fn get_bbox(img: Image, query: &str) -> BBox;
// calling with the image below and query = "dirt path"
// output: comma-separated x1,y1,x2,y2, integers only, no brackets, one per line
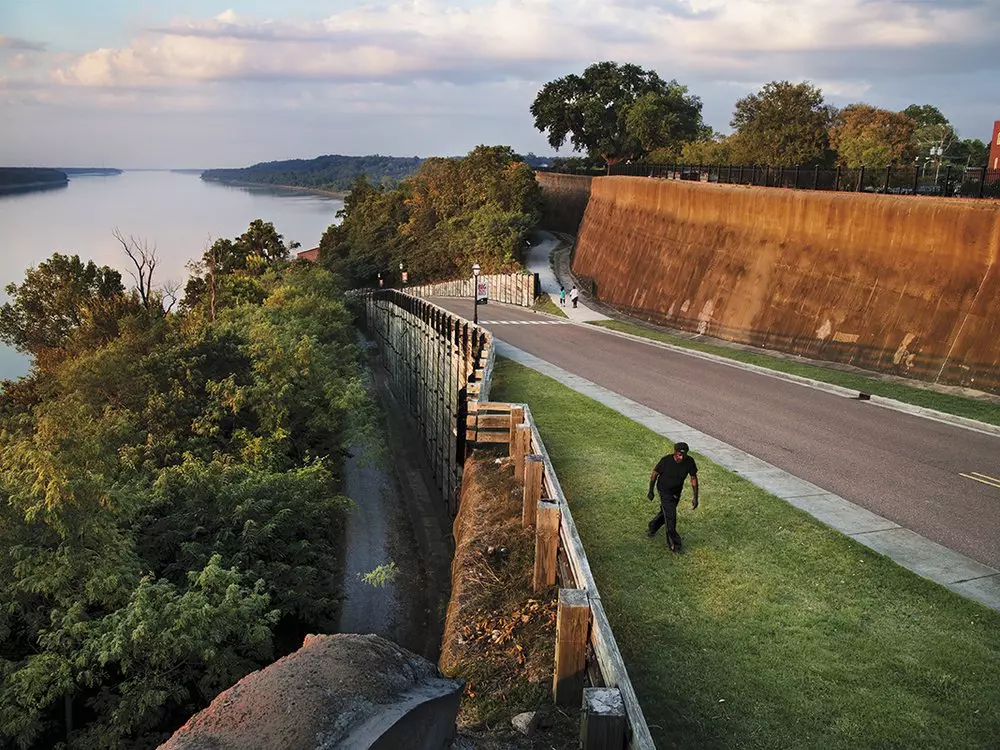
337,342,454,661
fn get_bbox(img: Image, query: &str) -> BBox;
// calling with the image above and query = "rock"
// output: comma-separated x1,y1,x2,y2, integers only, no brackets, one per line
511,711,539,737
160,633,464,750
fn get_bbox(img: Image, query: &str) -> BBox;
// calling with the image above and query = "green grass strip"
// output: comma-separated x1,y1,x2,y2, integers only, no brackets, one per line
490,357,1000,750
532,294,569,318
590,320,1000,427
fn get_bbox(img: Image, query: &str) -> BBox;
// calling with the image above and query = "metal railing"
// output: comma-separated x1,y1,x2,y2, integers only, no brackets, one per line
604,162,1000,199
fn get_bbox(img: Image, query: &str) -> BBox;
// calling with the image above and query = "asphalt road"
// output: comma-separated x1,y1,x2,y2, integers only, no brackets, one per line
435,298,1000,570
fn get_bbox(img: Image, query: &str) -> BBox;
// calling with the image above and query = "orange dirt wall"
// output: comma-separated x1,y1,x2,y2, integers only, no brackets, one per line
535,172,592,233
572,176,1000,391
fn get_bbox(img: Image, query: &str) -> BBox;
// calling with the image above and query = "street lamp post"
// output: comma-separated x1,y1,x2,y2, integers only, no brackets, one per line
472,263,481,325
399,262,405,286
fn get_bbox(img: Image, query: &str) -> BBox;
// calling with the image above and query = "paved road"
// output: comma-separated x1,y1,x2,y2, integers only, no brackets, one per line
435,298,1000,571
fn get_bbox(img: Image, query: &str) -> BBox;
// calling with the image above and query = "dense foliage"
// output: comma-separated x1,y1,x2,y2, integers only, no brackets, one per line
530,61,704,166
0,222,361,749
319,145,542,287
533,67,989,171
200,154,423,193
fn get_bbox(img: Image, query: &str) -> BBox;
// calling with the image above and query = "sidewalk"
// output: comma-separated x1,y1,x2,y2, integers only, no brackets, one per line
525,232,608,322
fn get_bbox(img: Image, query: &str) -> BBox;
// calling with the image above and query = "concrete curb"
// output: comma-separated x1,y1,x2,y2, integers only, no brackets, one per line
495,340,1000,613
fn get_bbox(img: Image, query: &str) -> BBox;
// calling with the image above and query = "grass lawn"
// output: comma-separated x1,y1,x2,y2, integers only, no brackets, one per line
490,357,1000,750
532,294,569,318
591,320,1000,427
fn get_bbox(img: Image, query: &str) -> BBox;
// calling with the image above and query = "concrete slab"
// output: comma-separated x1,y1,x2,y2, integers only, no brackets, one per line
495,339,1000,612
852,527,999,585
948,575,1000,611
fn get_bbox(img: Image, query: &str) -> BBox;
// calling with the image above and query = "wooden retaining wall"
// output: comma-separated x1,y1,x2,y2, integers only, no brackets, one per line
466,402,655,750
407,272,537,308
361,290,493,510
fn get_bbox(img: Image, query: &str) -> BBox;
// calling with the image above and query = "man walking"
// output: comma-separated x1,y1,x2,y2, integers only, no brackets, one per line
647,442,699,551
570,285,579,308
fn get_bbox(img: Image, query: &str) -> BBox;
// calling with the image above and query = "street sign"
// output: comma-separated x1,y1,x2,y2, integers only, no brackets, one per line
476,280,488,303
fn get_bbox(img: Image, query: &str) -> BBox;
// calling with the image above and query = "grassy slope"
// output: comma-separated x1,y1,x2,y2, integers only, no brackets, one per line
591,320,1000,426
490,357,1000,750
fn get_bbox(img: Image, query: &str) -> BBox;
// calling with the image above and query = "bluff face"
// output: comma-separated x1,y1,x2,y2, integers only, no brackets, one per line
563,175,1000,392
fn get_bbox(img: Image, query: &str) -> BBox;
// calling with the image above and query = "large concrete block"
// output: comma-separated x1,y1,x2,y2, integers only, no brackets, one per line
160,633,464,750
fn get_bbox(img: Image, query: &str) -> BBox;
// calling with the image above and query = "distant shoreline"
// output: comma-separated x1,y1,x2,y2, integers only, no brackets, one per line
201,177,347,199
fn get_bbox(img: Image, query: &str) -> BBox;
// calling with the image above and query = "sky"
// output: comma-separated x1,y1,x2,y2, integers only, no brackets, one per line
1,0,998,168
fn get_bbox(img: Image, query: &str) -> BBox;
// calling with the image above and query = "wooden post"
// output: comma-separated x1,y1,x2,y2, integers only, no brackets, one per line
533,501,560,591
513,424,531,481
508,406,525,452
553,588,590,707
522,455,544,527
580,688,626,750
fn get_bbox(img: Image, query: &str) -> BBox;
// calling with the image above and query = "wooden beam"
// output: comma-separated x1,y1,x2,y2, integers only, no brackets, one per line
533,501,560,592
553,588,590,707
581,688,626,750
508,406,525,451
513,424,531,481
522,455,544,527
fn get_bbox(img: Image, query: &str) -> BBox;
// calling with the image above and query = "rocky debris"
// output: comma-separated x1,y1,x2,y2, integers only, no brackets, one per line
510,712,539,737
160,633,464,750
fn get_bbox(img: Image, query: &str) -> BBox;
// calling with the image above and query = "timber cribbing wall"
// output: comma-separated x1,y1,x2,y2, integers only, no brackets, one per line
362,291,493,511
535,172,593,233
570,176,1000,393
407,272,537,308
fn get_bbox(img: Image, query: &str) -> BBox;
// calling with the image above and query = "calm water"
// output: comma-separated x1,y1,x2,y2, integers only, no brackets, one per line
0,171,343,380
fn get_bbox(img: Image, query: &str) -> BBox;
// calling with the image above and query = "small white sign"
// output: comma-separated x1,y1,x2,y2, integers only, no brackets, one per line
476,280,488,303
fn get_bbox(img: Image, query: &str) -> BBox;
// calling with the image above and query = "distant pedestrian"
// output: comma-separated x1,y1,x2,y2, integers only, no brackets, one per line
646,442,699,552
570,285,579,308
559,287,566,306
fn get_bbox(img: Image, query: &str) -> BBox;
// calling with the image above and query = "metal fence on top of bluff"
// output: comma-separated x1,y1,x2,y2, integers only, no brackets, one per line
541,163,1000,199
609,162,1000,199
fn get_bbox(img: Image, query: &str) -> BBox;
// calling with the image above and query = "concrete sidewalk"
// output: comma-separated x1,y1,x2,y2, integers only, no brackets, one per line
496,339,1000,613
525,232,608,323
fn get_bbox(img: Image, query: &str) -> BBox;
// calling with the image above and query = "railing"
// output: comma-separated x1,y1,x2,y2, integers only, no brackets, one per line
599,162,1000,199
467,402,655,750
406,271,539,308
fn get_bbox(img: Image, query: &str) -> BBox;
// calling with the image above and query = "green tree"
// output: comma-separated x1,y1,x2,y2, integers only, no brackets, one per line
530,61,703,167
0,254,124,356
730,81,834,166
904,104,957,161
828,104,917,168
950,138,988,168
676,133,734,165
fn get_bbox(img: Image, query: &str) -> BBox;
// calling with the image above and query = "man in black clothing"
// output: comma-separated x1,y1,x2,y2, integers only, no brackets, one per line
646,442,699,551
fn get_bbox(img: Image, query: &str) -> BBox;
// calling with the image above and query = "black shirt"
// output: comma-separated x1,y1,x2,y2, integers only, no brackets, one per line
654,454,698,495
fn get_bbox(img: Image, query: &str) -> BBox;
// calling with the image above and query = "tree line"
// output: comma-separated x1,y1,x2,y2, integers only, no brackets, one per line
201,154,424,193
318,145,543,288
0,222,365,748
531,62,988,171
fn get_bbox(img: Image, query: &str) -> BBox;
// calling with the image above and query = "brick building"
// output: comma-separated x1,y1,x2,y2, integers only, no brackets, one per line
990,120,1000,171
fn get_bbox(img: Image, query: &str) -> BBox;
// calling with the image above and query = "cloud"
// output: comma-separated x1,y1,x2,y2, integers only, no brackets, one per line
37,0,996,90
0,35,47,52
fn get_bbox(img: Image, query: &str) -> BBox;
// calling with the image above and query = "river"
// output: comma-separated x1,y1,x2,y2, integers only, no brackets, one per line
0,170,343,380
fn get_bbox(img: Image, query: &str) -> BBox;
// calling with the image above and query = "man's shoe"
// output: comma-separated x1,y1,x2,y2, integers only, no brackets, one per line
666,537,676,551
645,528,656,538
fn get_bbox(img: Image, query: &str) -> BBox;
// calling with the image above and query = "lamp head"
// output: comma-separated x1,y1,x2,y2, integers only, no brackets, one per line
472,263,480,277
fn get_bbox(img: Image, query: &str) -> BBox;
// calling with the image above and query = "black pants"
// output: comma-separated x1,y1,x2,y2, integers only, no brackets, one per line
648,492,681,548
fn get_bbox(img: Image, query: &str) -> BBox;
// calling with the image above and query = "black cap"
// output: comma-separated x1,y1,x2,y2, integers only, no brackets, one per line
673,442,689,455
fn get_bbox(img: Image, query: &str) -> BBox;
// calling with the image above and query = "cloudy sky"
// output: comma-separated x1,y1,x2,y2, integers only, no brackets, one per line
1,0,997,168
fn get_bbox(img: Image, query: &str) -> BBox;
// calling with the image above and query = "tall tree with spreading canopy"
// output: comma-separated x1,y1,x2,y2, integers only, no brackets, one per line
904,104,957,162
530,61,703,167
828,104,917,168
730,81,835,166
0,254,124,356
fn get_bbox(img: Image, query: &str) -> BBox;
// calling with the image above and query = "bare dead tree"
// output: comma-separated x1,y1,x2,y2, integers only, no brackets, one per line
113,228,157,309
161,280,181,313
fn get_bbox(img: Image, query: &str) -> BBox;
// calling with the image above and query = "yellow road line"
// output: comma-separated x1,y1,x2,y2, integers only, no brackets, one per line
960,473,1000,489
971,471,1000,483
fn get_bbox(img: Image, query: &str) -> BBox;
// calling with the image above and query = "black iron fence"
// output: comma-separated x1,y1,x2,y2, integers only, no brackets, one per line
603,162,1000,199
